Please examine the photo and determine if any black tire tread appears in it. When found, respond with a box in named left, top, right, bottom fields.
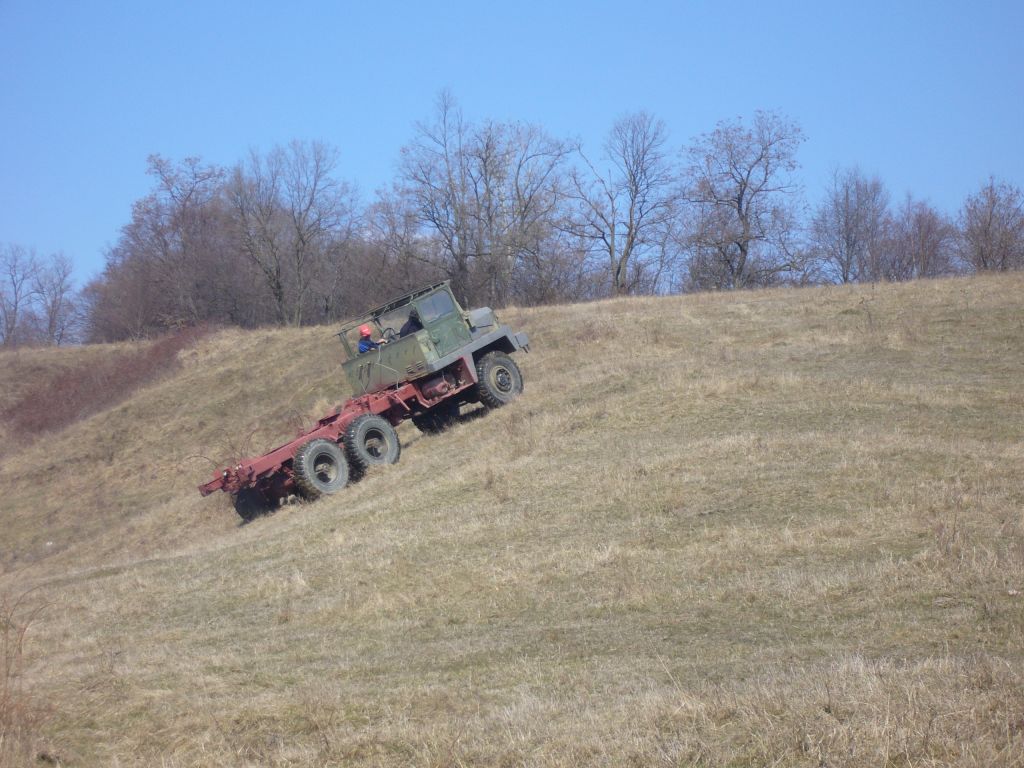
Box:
left=293, top=438, right=349, bottom=499
left=474, top=352, right=524, bottom=408
left=232, top=488, right=270, bottom=521
left=345, top=414, right=401, bottom=473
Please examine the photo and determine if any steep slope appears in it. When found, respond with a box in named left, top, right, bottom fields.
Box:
left=2, top=275, right=1023, bottom=766
left=1, top=326, right=352, bottom=573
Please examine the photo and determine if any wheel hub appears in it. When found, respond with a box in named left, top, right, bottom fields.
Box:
left=364, top=429, right=385, bottom=458
left=494, top=367, right=512, bottom=392
left=314, top=454, right=338, bottom=483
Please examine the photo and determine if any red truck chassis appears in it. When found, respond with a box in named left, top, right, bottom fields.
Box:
left=198, top=356, right=475, bottom=504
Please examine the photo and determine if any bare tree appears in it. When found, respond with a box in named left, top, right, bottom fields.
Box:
left=230, top=141, right=358, bottom=326
left=401, top=91, right=571, bottom=306
left=84, top=244, right=173, bottom=342
left=0, top=246, right=83, bottom=346
left=810, top=168, right=891, bottom=283
left=93, top=154, right=240, bottom=338
left=89, top=153, right=281, bottom=341
left=89, top=145, right=358, bottom=340
left=229, top=150, right=287, bottom=322
left=480, top=121, right=571, bottom=305
left=143, top=155, right=229, bottom=324
left=565, top=111, right=677, bottom=296
left=512, top=227, right=601, bottom=304
left=33, top=253, right=81, bottom=345
left=881, top=196, right=957, bottom=280
left=0, top=244, right=40, bottom=347
left=400, top=92, right=475, bottom=300
left=958, top=177, right=1024, bottom=272
left=283, top=141, right=360, bottom=324
left=682, top=111, right=805, bottom=290
left=367, top=188, right=445, bottom=292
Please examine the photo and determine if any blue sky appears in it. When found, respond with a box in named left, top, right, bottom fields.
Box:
left=2, top=0, right=1022, bottom=285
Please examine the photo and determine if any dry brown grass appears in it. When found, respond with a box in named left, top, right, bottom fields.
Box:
left=1, top=274, right=1022, bottom=766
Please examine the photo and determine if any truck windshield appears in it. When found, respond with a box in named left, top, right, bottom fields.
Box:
left=417, top=291, right=456, bottom=323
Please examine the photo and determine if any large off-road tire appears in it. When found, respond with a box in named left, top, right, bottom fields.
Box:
left=345, top=414, right=401, bottom=474
left=293, top=438, right=350, bottom=500
left=232, top=488, right=271, bottom=522
left=474, top=352, right=523, bottom=408
left=411, top=400, right=459, bottom=434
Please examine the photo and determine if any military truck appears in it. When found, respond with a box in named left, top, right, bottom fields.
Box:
left=199, top=281, right=529, bottom=518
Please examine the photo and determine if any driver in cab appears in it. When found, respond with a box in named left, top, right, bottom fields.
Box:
left=358, top=324, right=388, bottom=353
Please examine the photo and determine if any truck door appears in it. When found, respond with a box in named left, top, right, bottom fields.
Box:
left=416, top=291, right=471, bottom=358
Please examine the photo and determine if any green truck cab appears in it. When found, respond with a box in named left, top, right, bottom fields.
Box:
left=337, top=282, right=529, bottom=417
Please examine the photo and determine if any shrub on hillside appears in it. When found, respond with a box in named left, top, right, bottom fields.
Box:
left=2, top=326, right=209, bottom=440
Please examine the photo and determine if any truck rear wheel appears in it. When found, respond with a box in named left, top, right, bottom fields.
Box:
left=412, top=401, right=459, bottom=434
left=232, top=488, right=271, bottom=521
left=293, top=438, right=350, bottom=499
left=475, top=352, right=523, bottom=408
left=346, top=414, right=401, bottom=473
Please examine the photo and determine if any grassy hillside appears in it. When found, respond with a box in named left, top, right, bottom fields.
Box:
left=2, top=275, right=1022, bottom=766
left=0, top=342, right=140, bottom=450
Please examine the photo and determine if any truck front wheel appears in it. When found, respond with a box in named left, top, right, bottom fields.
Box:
left=293, top=438, right=350, bottom=499
left=475, top=352, right=523, bottom=408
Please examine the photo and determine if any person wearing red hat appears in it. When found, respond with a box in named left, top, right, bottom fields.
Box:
left=357, top=324, right=388, bottom=353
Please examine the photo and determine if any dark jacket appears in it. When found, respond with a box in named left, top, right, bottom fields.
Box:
left=400, top=315, right=423, bottom=337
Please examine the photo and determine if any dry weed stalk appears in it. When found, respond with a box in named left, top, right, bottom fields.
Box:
left=0, top=588, right=49, bottom=766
